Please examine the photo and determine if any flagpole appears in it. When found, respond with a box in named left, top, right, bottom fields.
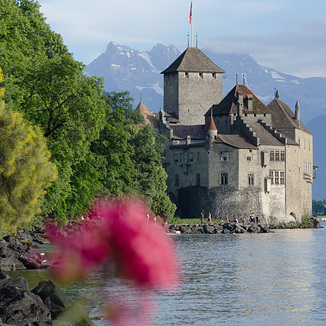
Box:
left=190, top=0, right=193, bottom=47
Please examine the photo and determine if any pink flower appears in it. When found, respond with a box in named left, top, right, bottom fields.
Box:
left=49, top=199, right=180, bottom=290
left=48, top=222, right=110, bottom=280
left=98, top=199, right=180, bottom=289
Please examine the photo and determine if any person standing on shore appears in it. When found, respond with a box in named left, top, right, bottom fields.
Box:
left=200, top=212, right=204, bottom=224
left=208, top=212, right=212, bottom=224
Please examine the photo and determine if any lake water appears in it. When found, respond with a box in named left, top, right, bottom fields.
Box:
left=10, top=223, right=326, bottom=325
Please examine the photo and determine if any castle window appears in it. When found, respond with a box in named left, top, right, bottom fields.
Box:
left=196, top=173, right=200, bottom=186
left=197, top=152, right=201, bottom=162
left=175, top=174, right=179, bottom=187
left=274, top=171, right=279, bottom=184
left=188, top=152, right=194, bottom=162
left=221, top=156, right=228, bottom=162
left=212, top=73, right=216, bottom=79
left=185, top=72, right=189, bottom=78
left=247, top=156, right=251, bottom=161
left=248, top=174, right=254, bottom=185
left=280, top=151, right=285, bottom=161
left=280, top=172, right=285, bottom=184
left=220, top=173, right=228, bottom=185
left=275, top=151, right=280, bottom=161
left=199, top=73, right=203, bottom=78
left=269, top=170, right=274, bottom=184
left=173, top=154, right=179, bottom=163
left=270, top=150, right=274, bottom=161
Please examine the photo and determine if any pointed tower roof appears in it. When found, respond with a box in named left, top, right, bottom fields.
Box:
left=136, top=101, right=158, bottom=127
left=206, top=84, right=271, bottom=116
left=161, top=47, right=224, bottom=74
left=206, top=117, right=217, bottom=131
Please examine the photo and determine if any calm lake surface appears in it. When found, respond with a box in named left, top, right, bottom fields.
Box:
left=11, top=222, right=326, bottom=325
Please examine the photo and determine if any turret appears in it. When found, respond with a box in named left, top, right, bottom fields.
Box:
left=206, top=114, right=218, bottom=150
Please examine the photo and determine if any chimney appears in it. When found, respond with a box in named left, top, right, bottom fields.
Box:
left=295, top=100, right=300, bottom=127
left=247, top=94, right=253, bottom=111
left=237, top=91, right=243, bottom=116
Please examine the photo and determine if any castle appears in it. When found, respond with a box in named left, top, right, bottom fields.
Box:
left=137, top=47, right=316, bottom=223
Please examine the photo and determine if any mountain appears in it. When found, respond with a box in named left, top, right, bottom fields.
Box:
left=85, top=42, right=326, bottom=200
left=84, top=42, right=180, bottom=110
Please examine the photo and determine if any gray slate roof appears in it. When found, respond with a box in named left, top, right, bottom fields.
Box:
left=216, top=134, right=257, bottom=149
left=248, top=122, right=286, bottom=146
left=171, top=125, right=206, bottom=140
left=207, top=84, right=272, bottom=116
left=267, top=98, right=311, bottom=134
left=161, top=47, right=225, bottom=74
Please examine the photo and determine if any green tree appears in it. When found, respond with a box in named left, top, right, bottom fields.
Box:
left=0, top=0, right=106, bottom=221
left=0, top=69, right=57, bottom=231
left=130, top=124, right=176, bottom=221
left=92, top=92, right=176, bottom=221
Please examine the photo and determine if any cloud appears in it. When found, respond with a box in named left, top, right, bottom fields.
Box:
left=202, top=19, right=326, bottom=78
left=39, top=0, right=326, bottom=77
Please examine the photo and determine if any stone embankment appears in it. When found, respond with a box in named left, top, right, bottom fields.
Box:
left=166, top=222, right=271, bottom=234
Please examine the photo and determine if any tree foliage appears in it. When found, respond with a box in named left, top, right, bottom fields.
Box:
left=0, top=68, right=57, bottom=231
left=0, top=0, right=106, bottom=222
left=0, top=1, right=176, bottom=224
left=93, top=92, right=176, bottom=221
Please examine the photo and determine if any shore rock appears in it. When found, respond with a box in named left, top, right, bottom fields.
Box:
left=0, top=275, right=95, bottom=326
left=0, top=276, right=51, bottom=325
left=32, top=280, right=71, bottom=319
left=167, top=222, right=271, bottom=235
left=0, top=232, right=49, bottom=271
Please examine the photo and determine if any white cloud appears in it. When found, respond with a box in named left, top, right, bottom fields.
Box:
left=202, top=19, right=326, bottom=78
left=38, top=0, right=326, bottom=77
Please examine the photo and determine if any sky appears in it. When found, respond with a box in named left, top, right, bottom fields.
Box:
left=38, top=0, right=326, bottom=78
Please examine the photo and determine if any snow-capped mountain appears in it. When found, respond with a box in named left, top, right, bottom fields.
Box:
left=84, top=42, right=326, bottom=124
left=85, top=42, right=326, bottom=199
left=84, top=42, right=180, bottom=110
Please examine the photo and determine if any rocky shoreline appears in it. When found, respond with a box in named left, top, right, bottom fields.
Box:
left=166, top=217, right=321, bottom=235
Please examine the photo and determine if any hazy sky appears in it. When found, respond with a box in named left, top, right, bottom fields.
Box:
left=38, top=0, right=326, bottom=78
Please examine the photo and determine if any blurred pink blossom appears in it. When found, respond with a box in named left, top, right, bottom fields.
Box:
left=49, top=199, right=180, bottom=325
left=49, top=199, right=180, bottom=289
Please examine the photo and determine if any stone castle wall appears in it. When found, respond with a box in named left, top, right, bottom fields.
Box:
left=164, top=72, right=223, bottom=125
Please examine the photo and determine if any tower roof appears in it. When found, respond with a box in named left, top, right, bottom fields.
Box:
left=207, top=84, right=271, bottom=116
left=161, top=47, right=225, bottom=74
left=135, top=101, right=159, bottom=127
left=206, top=117, right=217, bottom=131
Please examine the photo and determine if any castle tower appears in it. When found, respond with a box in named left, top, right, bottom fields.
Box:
left=161, top=47, right=224, bottom=125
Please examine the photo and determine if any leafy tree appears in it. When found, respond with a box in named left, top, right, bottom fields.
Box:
left=93, top=92, right=176, bottom=221
left=312, top=199, right=325, bottom=216
left=0, top=0, right=106, bottom=221
left=130, top=124, right=176, bottom=221
left=0, top=68, right=57, bottom=232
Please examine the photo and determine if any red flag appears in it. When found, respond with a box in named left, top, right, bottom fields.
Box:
left=189, top=1, right=192, bottom=24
